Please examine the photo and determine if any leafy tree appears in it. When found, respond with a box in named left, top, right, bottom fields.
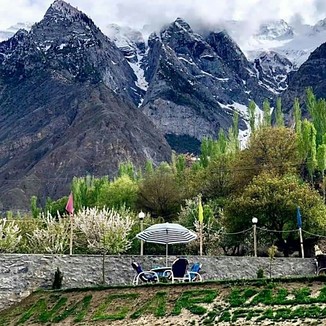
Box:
left=145, top=160, right=154, bottom=175
left=232, top=112, right=239, bottom=140
left=275, top=98, right=284, bottom=127
left=177, top=198, right=222, bottom=255
left=201, top=153, right=234, bottom=199
left=301, top=119, right=317, bottom=184
left=137, top=165, right=183, bottom=221
left=45, top=196, right=68, bottom=216
left=224, top=172, right=326, bottom=252
left=317, top=144, right=326, bottom=201
left=232, top=127, right=300, bottom=190
left=97, top=175, right=138, bottom=209
left=118, top=161, right=136, bottom=180
left=30, top=196, right=41, bottom=219
left=262, top=99, right=271, bottom=127
left=306, top=87, right=326, bottom=146
left=293, top=98, right=302, bottom=134
left=248, top=100, right=256, bottom=133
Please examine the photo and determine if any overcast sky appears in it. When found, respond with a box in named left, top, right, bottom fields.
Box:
left=0, top=0, right=326, bottom=33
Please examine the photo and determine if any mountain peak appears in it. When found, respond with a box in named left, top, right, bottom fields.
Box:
left=45, top=0, right=88, bottom=22
left=173, top=17, right=192, bottom=32
left=51, top=0, right=78, bottom=13
left=256, top=19, right=294, bottom=41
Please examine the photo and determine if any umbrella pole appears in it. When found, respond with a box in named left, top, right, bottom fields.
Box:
left=166, top=244, right=168, bottom=266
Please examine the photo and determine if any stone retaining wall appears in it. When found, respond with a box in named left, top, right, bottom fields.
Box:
left=0, top=254, right=316, bottom=311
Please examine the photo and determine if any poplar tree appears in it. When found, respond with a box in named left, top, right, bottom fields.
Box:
left=301, top=120, right=317, bottom=185
left=293, top=98, right=302, bottom=134
left=263, top=99, right=271, bottom=127
left=275, top=98, right=284, bottom=127
left=317, top=144, right=326, bottom=201
left=248, top=100, right=256, bottom=133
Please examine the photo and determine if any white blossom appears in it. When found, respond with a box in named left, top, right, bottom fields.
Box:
left=0, top=218, right=21, bottom=252
left=74, top=207, right=134, bottom=254
left=27, top=212, right=70, bottom=254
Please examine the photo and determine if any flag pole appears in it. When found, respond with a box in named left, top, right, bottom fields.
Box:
left=299, top=227, right=304, bottom=258
left=66, top=192, right=74, bottom=256
left=69, top=213, right=73, bottom=256
left=297, top=206, right=304, bottom=258
left=198, top=194, right=203, bottom=256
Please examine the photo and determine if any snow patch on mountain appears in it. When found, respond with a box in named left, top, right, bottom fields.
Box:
left=105, top=24, right=148, bottom=94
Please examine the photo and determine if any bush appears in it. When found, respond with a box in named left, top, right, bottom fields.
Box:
left=27, top=212, right=70, bottom=254
left=74, top=207, right=134, bottom=254
left=52, top=267, right=63, bottom=289
left=0, top=219, right=22, bottom=253
left=257, top=268, right=265, bottom=279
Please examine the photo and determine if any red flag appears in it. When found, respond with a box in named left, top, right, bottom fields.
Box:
left=65, top=192, right=74, bottom=215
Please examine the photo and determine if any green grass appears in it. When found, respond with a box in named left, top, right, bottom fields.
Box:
left=4, top=275, right=326, bottom=325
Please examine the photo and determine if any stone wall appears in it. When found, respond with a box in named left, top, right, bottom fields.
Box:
left=0, top=254, right=316, bottom=311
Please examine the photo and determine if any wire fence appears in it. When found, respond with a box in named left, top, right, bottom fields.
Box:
left=3, top=217, right=326, bottom=240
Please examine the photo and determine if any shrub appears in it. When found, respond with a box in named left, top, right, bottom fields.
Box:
left=0, top=218, right=22, bottom=252
left=27, top=212, right=70, bottom=254
left=52, top=268, right=63, bottom=290
left=257, top=269, right=265, bottom=279
left=74, top=207, right=134, bottom=254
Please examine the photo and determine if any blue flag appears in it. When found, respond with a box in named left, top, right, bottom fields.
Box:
left=296, top=206, right=302, bottom=228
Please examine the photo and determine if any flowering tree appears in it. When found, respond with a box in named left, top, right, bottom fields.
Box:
left=74, top=207, right=134, bottom=284
left=27, top=213, right=70, bottom=254
left=74, top=207, right=134, bottom=255
left=0, top=219, right=21, bottom=253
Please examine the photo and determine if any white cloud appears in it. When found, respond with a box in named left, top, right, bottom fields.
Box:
left=0, top=0, right=324, bottom=35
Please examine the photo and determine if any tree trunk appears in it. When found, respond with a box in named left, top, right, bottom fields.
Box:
left=102, top=252, right=105, bottom=284
left=322, top=170, right=325, bottom=203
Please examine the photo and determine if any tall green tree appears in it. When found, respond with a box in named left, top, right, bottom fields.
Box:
left=275, top=98, right=284, bottom=127
left=293, top=98, right=302, bottom=134
left=301, top=120, right=317, bottom=184
left=248, top=100, right=256, bottom=133
left=232, top=127, right=300, bottom=190
left=137, top=165, right=183, bottom=221
left=224, top=172, right=326, bottom=251
left=317, top=144, right=326, bottom=201
left=263, top=99, right=271, bottom=127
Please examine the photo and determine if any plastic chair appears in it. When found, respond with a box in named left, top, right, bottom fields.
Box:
left=187, top=262, right=203, bottom=282
left=316, top=255, right=326, bottom=275
left=131, top=262, right=159, bottom=285
left=168, top=258, right=189, bottom=283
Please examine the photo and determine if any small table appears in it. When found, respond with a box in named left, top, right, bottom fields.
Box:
left=151, top=266, right=172, bottom=280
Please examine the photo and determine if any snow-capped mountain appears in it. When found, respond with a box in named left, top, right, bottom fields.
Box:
left=0, top=0, right=171, bottom=210
left=105, top=24, right=148, bottom=95
left=235, top=19, right=326, bottom=69
left=255, top=20, right=294, bottom=41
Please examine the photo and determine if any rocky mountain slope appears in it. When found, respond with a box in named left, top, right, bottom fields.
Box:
left=0, top=0, right=171, bottom=210
left=282, top=41, right=326, bottom=121
left=109, top=19, right=276, bottom=153
left=1, top=0, right=326, bottom=209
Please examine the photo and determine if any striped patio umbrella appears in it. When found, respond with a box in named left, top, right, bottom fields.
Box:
left=136, top=222, right=197, bottom=265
